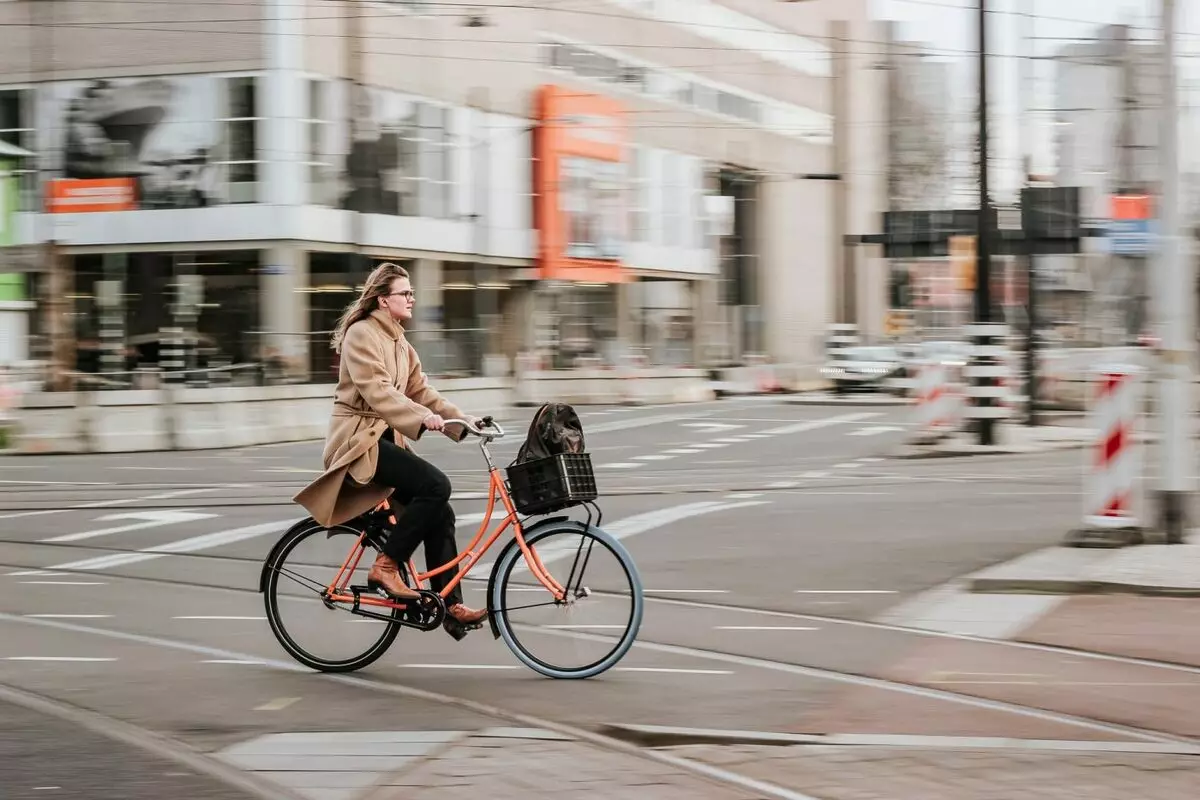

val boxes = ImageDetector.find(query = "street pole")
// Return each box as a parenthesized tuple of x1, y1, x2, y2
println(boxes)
(1019, 0, 1037, 426)
(1156, 0, 1191, 544)
(974, 0, 995, 445)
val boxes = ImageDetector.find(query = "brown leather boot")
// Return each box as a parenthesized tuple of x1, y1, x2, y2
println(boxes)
(443, 603, 487, 641)
(366, 553, 420, 601)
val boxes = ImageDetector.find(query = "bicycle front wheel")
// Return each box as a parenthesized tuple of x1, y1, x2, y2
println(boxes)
(491, 522, 643, 679)
(263, 522, 402, 673)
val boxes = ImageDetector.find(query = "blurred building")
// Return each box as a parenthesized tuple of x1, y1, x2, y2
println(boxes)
(0, 0, 889, 383)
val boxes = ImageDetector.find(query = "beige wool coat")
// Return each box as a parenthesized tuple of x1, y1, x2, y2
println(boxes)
(293, 308, 466, 528)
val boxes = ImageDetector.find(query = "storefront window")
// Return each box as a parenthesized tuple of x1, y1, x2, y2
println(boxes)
(0, 88, 36, 210)
(68, 250, 261, 384)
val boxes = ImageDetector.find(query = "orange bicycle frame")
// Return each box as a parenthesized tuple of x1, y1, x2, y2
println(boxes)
(323, 463, 566, 611)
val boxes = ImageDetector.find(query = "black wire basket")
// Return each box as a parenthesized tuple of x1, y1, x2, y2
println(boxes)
(506, 452, 598, 515)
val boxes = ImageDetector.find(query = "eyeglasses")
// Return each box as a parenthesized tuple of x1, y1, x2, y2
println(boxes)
(385, 291, 415, 300)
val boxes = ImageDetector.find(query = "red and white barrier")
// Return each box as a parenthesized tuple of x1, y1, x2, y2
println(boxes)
(912, 359, 962, 441)
(1082, 364, 1143, 530)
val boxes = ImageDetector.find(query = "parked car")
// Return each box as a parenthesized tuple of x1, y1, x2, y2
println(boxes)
(822, 345, 904, 394)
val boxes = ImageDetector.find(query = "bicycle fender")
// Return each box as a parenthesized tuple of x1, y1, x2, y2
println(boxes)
(484, 515, 575, 639)
(257, 517, 324, 593)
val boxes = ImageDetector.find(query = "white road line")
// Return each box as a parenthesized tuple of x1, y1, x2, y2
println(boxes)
(203, 659, 266, 665)
(399, 664, 518, 670)
(714, 626, 819, 632)
(848, 426, 906, 437)
(6, 571, 68, 577)
(20, 581, 107, 586)
(794, 590, 898, 595)
(616, 667, 733, 675)
(764, 412, 880, 436)
(0, 480, 114, 486)
(712, 438, 746, 444)
(634, 455, 675, 462)
(42, 510, 219, 544)
(693, 443, 727, 449)
(254, 697, 300, 712)
(834, 462, 864, 469)
(724, 492, 763, 500)
(647, 589, 730, 594)
(173, 616, 266, 621)
(664, 449, 702, 455)
(599, 462, 644, 470)
(0, 487, 218, 522)
(543, 624, 627, 629)
(24, 614, 113, 620)
(797, 471, 830, 479)
(768, 481, 799, 489)
(48, 519, 299, 572)
(5, 656, 117, 662)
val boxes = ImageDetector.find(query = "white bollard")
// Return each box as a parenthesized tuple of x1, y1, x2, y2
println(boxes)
(1074, 363, 1144, 543)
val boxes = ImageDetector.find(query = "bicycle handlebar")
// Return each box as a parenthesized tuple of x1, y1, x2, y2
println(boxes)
(442, 417, 506, 439)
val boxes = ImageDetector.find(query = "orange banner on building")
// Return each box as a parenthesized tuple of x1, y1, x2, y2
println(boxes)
(532, 84, 630, 283)
(45, 178, 138, 213)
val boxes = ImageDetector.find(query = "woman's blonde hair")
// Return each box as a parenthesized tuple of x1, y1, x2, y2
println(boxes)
(331, 261, 410, 353)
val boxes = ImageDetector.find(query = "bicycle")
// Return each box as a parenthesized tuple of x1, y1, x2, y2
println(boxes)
(259, 418, 644, 679)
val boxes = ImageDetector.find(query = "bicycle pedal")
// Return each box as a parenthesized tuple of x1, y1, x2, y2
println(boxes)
(442, 617, 482, 641)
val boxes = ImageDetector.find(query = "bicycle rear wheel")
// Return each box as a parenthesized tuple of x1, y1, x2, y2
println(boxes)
(490, 522, 643, 679)
(263, 521, 402, 673)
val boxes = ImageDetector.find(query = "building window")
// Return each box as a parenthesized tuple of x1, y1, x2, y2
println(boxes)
(661, 152, 682, 247)
(218, 76, 260, 204)
(418, 102, 453, 219)
(305, 79, 335, 206)
(0, 88, 35, 210)
(628, 145, 648, 243)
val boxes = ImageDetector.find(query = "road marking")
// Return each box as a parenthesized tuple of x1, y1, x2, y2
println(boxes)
(768, 481, 799, 489)
(712, 437, 747, 443)
(764, 412, 880, 436)
(543, 624, 627, 629)
(860, 457, 885, 463)
(48, 519, 299, 572)
(724, 492, 763, 500)
(24, 614, 113, 619)
(692, 443, 727, 449)
(680, 423, 744, 433)
(254, 697, 300, 711)
(19, 581, 107, 586)
(634, 455, 675, 461)
(0, 479, 113, 486)
(4, 656, 117, 662)
(647, 589, 730, 594)
(6, 571, 68, 577)
(744, 434, 772, 439)
(714, 626, 819, 631)
(616, 667, 734, 675)
(0, 487, 218, 522)
(6, 615, 1185, 782)
(203, 659, 266, 665)
(834, 462, 863, 469)
(173, 616, 266, 621)
(797, 471, 830, 479)
(848, 426, 905, 437)
(42, 509, 219, 543)
(399, 664, 518, 670)
(599, 462, 644, 470)
(664, 449, 702, 455)
(794, 590, 898, 595)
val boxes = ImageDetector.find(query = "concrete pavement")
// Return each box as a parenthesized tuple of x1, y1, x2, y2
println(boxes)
(1, 397, 1197, 798)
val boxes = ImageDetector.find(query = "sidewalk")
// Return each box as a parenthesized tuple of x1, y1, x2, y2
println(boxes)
(966, 539, 1200, 597)
(890, 423, 1096, 459)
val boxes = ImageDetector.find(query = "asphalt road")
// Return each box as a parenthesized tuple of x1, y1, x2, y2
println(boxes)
(0, 396, 1109, 798)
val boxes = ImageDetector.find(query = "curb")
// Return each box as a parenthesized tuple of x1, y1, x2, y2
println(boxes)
(968, 576, 1200, 598)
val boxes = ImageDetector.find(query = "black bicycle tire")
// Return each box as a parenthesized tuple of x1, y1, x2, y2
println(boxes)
(263, 523, 402, 673)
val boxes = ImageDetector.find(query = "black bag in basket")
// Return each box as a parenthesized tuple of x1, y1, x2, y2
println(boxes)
(511, 402, 585, 466)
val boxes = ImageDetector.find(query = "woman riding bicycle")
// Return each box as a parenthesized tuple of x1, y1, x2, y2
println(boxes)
(293, 261, 488, 639)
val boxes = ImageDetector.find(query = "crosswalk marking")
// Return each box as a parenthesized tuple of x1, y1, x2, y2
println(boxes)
(42, 510, 218, 544)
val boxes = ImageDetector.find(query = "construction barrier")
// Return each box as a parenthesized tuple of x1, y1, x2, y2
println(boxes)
(1082, 364, 1143, 529)
(1066, 363, 1144, 547)
(911, 359, 962, 442)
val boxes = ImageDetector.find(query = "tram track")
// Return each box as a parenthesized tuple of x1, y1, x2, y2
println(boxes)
(1, 552, 1196, 749)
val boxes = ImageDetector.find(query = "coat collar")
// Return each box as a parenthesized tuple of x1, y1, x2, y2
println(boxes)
(368, 308, 403, 341)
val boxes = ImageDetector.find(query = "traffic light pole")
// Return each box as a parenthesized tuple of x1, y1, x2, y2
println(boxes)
(974, 0, 995, 445)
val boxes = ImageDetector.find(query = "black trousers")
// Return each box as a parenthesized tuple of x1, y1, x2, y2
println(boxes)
(371, 433, 464, 605)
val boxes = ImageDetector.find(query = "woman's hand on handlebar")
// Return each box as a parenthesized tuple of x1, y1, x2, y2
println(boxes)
(423, 414, 446, 432)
